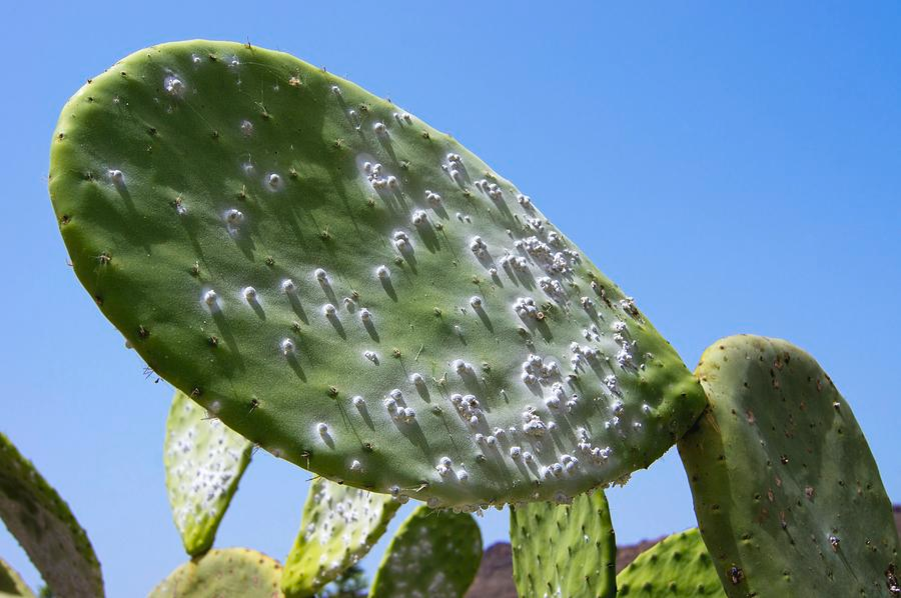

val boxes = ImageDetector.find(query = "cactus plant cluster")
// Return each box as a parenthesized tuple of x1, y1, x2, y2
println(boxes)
(10, 37, 894, 598)
(155, 387, 482, 597)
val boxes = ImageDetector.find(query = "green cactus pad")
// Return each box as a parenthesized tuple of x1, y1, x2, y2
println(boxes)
(616, 528, 724, 597)
(510, 489, 616, 598)
(0, 558, 35, 598)
(148, 547, 283, 598)
(49, 39, 706, 507)
(369, 505, 481, 598)
(281, 478, 399, 597)
(0, 433, 104, 598)
(165, 390, 253, 556)
(678, 335, 900, 597)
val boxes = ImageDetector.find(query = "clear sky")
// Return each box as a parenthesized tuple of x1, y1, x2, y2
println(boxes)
(2, 2, 899, 596)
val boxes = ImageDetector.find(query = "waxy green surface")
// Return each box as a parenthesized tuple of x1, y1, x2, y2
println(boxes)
(281, 478, 399, 597)
(617, 528, 724, 597)
(165, 390, 253, 556)
(369, 506, 481, 598)
(148, 547, 283, 598)
(679, 336, 899, 597)
(50, 40, 706, 507)
(511, 490, 616, 598)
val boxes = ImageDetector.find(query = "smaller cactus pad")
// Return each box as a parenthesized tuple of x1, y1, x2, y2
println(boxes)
(678, 335, 900, 597)
(510, 490, 616, 598)
(0, 433, 104, 598)
(0, 558, 35, 598)
(148, 547, 283, 598)
(369, 506, 482, 598)
(616, 528, 724, 597)
(281, 478, 400, 597)
(49, 39, 707, 508)
(165, 390, 253, 556)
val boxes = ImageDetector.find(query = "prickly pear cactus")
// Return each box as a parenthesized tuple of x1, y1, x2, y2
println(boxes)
(165, 390, 253, 556)
(148, 547, 283, 597)
(0, 558, 35, 598)
(281, 478, 399, 597)
(678, 335, 900, 597)
(49, 39, 706, 507)
(0, 433, 104, 597)
(510, 489, 616, 597)
(369, 505, 481, 598)
(617, 528, 724, 597)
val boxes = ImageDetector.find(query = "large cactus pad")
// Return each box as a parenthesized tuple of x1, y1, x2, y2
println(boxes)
(678, 336, 899, 597)
(616, 528, 724, 597)
(49, 39, 706, 507)
(369, 506, 482, 598)
(148, 547, 283, 598)
(281, 478, 399, 597)
(165, 390, 253, 556)
(0, 433, 104, 598)
(510, 490, 616, 597)
(0, 558, 35, 598)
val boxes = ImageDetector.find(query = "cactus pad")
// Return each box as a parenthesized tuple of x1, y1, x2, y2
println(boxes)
(617, 528, 724, 597)
(369, 505, 481, 598)
(510, 489, 616, 597)
(165, 390, 253, 556)
(49, 39, 706, 507)
(148, 547, 283, 598)
(0, 433, 104, 598)
(678, 335, 900, 597)
(281, 478, 399, 597)
(0, 558, 35, 598)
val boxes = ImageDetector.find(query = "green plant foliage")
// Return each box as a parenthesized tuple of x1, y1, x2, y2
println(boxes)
(0, 433, 103, 597)
(369, 506, 481, 597)
(510, 489, 616, 597)
(0, 558, 35, 598)
(617, 528, 724, 597)
(48, 40, 707, 508)
(165, 390, 253, 556)
(282, 478, 399, 597)
(147, 547, 283, 598)
(678, 335, 900, 597)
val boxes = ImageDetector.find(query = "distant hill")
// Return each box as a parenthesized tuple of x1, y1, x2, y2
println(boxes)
(465, 504, 901, 597)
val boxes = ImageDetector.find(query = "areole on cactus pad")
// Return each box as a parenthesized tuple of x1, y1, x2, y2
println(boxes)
(49, 39, 706, 508)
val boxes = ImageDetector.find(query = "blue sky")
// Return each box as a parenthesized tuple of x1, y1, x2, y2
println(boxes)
(2, 2, 899, 595)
